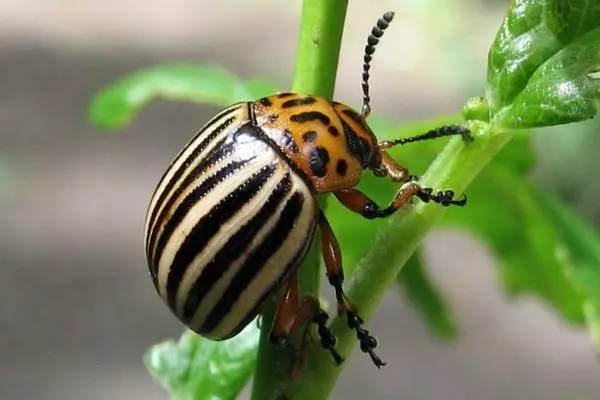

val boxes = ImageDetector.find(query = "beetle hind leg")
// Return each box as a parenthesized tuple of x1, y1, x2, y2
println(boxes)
(270, 271, 343, 377)
(318, 211, 386, 368)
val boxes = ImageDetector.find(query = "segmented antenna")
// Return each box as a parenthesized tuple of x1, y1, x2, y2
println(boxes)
(361, 11, 395, 118)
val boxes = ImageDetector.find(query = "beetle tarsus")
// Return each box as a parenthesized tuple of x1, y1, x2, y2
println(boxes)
(416, 187, 467, 207)
(314, 311, 345, 365)
(346, 309, 386, 368)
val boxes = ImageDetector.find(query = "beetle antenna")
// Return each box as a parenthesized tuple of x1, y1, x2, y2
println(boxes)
(361, 11, 395, 119)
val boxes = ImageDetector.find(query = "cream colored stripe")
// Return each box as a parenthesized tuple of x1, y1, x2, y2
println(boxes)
(149, 152, 236, 266)
(211, 174, 316, 338)
(156, 153, 272, 298)
(144, 104, 247, 250)
(145, 115, 237, 248)
(186, 164, 291, 330)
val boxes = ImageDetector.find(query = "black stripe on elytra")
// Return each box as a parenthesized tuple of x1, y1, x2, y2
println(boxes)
(149, 157, 249, 284)
(146, 114, 236, 245)
(147, 137, 236, 271)
(289, 111, 331, 125)
(281, 96, 316, 108)
(164, 164, 277, 311)
(277, 92, 294, 98)
(182, 172, 293, 323)
(224, 217, 315, 338)
(340, 118, 372, 168)
(200, 191, 305, 332)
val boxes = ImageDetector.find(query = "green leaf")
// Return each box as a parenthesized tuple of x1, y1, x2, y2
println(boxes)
(88, 64, 278, 131)
(397, 249, 458, 339)
(487, 0, 600, 128)
(532, 190, 600, 350)
(144, 323, 260, 400)
(441, 142, 585, 323)
(570, 267, 600, 351)
(494, 28, 600, 128)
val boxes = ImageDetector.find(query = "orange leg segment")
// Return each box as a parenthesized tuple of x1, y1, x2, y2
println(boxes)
(318, 211, 386, 368)
(371, 151, 415, 183)
(270, 271, 343, 376)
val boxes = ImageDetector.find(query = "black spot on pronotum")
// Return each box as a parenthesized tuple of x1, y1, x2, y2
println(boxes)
(336, 159, 348, 176)
(280, 129, 299, 153)
(309, 146, 330, 178)
(328, 126, 339, 136)
(281, 96, 316, 108)
(259, 97, 272, 107)
(267, 114, 279, 123)
(290, 112, 331, 125)
(302, 130, 317, 143)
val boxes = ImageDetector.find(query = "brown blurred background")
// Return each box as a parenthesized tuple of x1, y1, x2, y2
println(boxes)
(1, 0, 600, 399)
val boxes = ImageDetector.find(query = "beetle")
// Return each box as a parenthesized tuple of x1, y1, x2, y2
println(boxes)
(144, 11, 470, 372)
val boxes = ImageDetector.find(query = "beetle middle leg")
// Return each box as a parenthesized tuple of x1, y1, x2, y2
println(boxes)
(270, 270, 343, 377)
(318, 211, 386, 368)
(334, 181, 466, 220)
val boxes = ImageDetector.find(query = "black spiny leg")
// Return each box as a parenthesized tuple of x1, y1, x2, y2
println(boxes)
(318, 211, 385, 368)
(270, 271, 343, 376)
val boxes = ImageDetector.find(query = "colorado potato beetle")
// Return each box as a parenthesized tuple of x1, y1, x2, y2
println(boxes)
(144, 11, 470, 371)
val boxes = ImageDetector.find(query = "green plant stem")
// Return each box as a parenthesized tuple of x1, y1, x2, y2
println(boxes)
(250, 1, 348, 399)
(283, 124, 513, 399)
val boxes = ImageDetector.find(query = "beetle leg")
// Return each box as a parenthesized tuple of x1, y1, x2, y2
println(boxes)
(334, 182, 466, 220)
(318, 211, 386, 368)
(372, 151, 417, 183)
(270, 271, 343, 377)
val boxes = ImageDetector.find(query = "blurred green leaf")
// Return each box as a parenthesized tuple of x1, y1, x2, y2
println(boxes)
(397, 249, 458, 339)
(144, 323, 260, 400)
(88, 64, 278, 131)
(533, 190, 600, 350)
(441, 150, 585, 323)
(570, 267, 600, 352)
(488, 1, 600, 128)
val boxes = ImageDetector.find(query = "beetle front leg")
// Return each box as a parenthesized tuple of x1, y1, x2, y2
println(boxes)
(334, 181, 466, 220)
(270, 271, 343, 377)
(318, 211, 386, 368)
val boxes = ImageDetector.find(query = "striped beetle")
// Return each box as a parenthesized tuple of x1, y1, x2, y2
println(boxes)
(144, 11, 470, 372)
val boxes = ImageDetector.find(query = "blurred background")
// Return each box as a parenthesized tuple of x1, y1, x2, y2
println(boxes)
(2, 0, 600, 399)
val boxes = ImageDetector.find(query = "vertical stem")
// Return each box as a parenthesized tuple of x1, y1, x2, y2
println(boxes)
(250, 1, 348, 399)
